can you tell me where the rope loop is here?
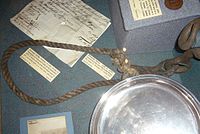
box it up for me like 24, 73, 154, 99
1, 18, 200, 105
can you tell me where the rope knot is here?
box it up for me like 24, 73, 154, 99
110, 48, 139, 79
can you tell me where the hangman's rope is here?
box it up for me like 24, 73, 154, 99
1, 18, 200, 106
1, 40, 129, 105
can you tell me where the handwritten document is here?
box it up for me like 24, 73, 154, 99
11, 0, 111, 67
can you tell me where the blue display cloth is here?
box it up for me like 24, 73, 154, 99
0, 0, 200, 134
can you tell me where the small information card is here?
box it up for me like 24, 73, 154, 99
20, 48, 60, 82
129, 0, 162, 20
82, 54, 115, 80
20, 112, 74, 134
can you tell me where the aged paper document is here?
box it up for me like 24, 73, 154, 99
11, 0, 111, 67
20, 48, 60, 82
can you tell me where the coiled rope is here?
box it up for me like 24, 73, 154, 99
1, 18, 200, 106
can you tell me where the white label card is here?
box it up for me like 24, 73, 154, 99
129, 0, 162, 20
10, 0, 111, 67
20, 48, 60, 82
82, 54, 115, 80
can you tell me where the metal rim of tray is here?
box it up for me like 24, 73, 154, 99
90, 74, 200, 134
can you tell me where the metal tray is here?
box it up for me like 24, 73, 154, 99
90, 75, 200, 134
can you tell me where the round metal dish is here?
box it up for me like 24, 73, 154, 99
90, 75, 200, 134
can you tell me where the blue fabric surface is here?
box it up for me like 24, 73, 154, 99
0, 0, 200, 134
119, 0, 200, 30
109, 0, 200, 53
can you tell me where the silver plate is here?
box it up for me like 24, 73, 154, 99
90, 75, 200, 134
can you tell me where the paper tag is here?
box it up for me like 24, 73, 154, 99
82, 54, 115, 80
20, 48, 60, 82
129, 0, 162, 20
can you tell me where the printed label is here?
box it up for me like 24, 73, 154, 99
20, 48, 60, 82
129, 0, 162, 20
82, 54, 115, 80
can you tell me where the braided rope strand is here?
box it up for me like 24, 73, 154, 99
1, 17, 200, 106
1, 40, 121, 106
